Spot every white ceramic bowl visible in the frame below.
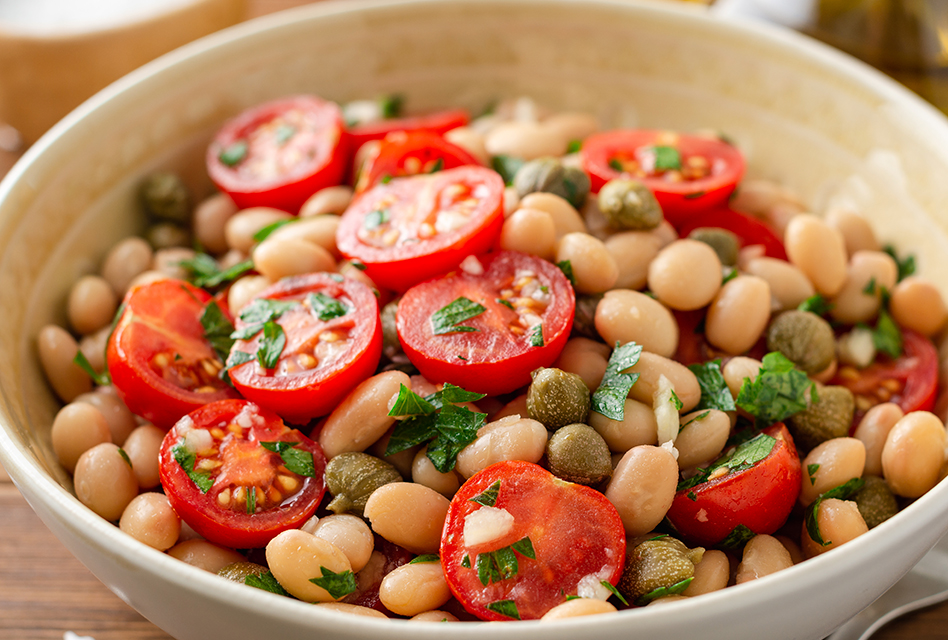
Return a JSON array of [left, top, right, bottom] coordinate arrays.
[[3, 1, 948, 639]]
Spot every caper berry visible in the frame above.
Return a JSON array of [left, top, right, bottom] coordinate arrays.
[[140, 172, 190, 224], [597, 178, 663, 231], [687, 227, 740, 267], [324, 452, 403, 516], [218, 561, 269, 584], [767, 310, 836, 375], [546, 423, 612, 485], [853, 475, 899, 529], [617, 536, 704, 604], [526, 367, 591, 430], [786, 384, 855, 452], [513, 157, 590, 209]]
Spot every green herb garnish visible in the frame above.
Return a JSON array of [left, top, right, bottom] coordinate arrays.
[[218, 141, 248, 167], [637, 578, 692, 606], [556, 260, 575, 286], [798, 294, 833, 317], [253, 218, 299, 244], [735, 351, 817, 428], [410, 554, 440, 564], [804, 478, 866, 546], [687, 359, 736, 412], [245, 570, 290, 596], [719, 524, 756, 550], [883, 245, 916, 282], [527, 323, 544, 347], [591, 341, 643, 421], [309, 567, 358, 599], [306, 291, 348, 321], [678, 432, 777, 491], [72, 351, 111, 386], [807, 463, 820, 486], [431, 297, 486, 335], [201, 300, 236, 364], [601, 580, 629, 606], [260, 441, 316, 478], [486, 599, 520, 620], [491, 155, 525, 186], [172, 443, 213, 493], [469, 480, 501, 507], [651, 145, 682, 171]]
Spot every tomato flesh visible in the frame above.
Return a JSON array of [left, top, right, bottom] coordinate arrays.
[[347, 107, 470, 149], [106, 279, 240, 430], [581, 129, 745, 227], [159, 399, 327, 549], [336, 165, 505, 292], [441, 460, 626, 621], [228, 273, 382, 425], [206, 95, 349, 213], [665, 423, 802, 548], [355, 130, 481, 193], [396, 250, 575, 396]]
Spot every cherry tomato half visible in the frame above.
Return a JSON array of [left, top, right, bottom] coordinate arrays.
[[106, 279, 240, 430], [347, 107, 470, 150], [581, 129, 745, 226], [675, 207, 788, 261], [227, 273, 382, 425], [336, 165, 505, 292], [441, 460, 626, 621], [665, 423, 802, 548], [159, 399, 327, 549], [396, 250, 575, 396], [206, 95, 349, 213], [831, 329, 938, 428], [355, 130, 482, 193]]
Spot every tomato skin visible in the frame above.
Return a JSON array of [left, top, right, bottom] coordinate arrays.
[[159, 399, 327, 549], [396, 250, 574, 396], [227, 273, 382, 425], [675, 207, 788, 260], [106, 279, 241, 430], [348, 107, 470, 149], [336, 165, 505, 292], [440, 460, 626, 621], [831, 329, 938, 427], [581, 129, 745, 226], [206, 95, 349, 214], [665, 423, 802, 548], [355, 130, 482, 193]]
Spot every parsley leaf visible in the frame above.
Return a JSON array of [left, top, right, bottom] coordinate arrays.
[[440, 383, 486, 404], [608, 158, 623, 172], [556, 260, 576, 286], [807, 463, 820, 485], [274, 124, 296, 145], [491, 155, 525, 186], [172, 443, 213, 493], [259, 441, 316, 478], [256, 321, 286, 369], [309, 566, 358, 600], [638, 578, 693, 605], [425, 403, 485, 473], [72, 351, 111, 386], [678, 432, 777, 491], [735, 351, 816, 428], [306, 291, 348, 321], [883, 245, 916, 282], [237, 298, 298, 326], [379, 93, 404, 119], [511, 536, 536, 559], [178, 253, 254, 289], [591, 342, 643, 421], [218, 141, 248, 167], [200, 300, 235, 364], [428, 157, 445, 174], [409, 554, 440, 564], [871, 307, 903, 359], [388, 384, 437, 416], [527, 323, 544, 347], [486, 599, 520, 620], [246, 483, 256, 514], [687, 359, 736, 412], [566, 139, 583, 154], [718, 524, 756, 549], [804, 478, 866, 546], [431, 297, 486, 335], [469, 480, 501, 507], [601, 580, 629, 606], [245, 570, 290, 596], [364, 208, 391, 230], [798, 294, 833, 317], [651, 145, 682, 171], [253, 218, 298, 244]]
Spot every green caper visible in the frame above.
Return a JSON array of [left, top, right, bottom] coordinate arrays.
[[687, 227, 740, 266], [325, 452, 403, 516], [617, 536, 704, 604], [144, 222, 190, 250], [546, 423, 613, 485], [218, 561, 269, 584], [786, 384, 855, 452], [526, 367, 591, 430], [766, 310, 836, 375], [853, 475, 899, 529], [380, 298, 402, 360], [513, 157, 590, 209], [140, 172, 190, 224], [597, 178, 663, 231], [572, 294, 602, 340]]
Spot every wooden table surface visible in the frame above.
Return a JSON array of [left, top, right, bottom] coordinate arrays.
[[1, 1, 947, 638]]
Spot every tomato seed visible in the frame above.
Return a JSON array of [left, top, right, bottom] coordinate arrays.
[[277, 474, 299, 493]]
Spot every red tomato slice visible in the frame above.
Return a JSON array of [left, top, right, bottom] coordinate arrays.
[[440, 460, 626, 621], [355, 130, 482, 193], [348, 107, 470, 149], [106, 279, 241, 430], [665, 423, 802, 548], [581, 129, 745, 226], [396, 250, 575, 396], [227, 273, 382, 425], [675, 207, 788, 260], [336, 165, 505, 292], [206, 95, 349, 214], [831, 329, 938, 427], [159, 399, 327, 549]]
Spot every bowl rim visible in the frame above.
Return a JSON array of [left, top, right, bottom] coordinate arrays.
[[3, 0, 948, 636]]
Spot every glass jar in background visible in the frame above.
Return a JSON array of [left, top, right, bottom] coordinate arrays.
[[711, 0, 948, 115]]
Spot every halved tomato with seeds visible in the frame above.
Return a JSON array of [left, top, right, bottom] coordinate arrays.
[[336, 165, 505, 292], [354, 130, 482, 193], [106, 279, 241, 430], [159, 399, 327, 549]]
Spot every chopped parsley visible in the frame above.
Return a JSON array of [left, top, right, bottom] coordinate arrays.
[[72, 351, 111, 387], [306, 291, 348, 321], [491, 155, 525, 186], [804, 478, 866, 546], [485, 599, 521, 620], [385, 383, 486, 472], [883, 245, 916, 282], [637, 577, 692, 605], [591, 341, 643, 421], [309, 566, 358, 599], [246, 484, 256, 515], [409, 554, 440, 564], [469, 480, 501, 507], [117, 447, 131, 467], [807, 463, 820, 486], [651, 145, 682, 171], [870, 307, 903, 359], [274, 124, 296, 145], [428, 157, 445, 173], [229, 298, 298, 369], [556, 260, 576, 286], [172, 443, 213, 493], [798, 294, 833, 317], [719, 524, 756, 550], [364, 208, 391, 230], [218, 141, 248, 167], [253, 218, 299, 243], [735, 351, 817, 428], [608, 158, 623, 172], [256, 321, 286, 369], [687, 359, 736, 412], [260, 441, 316, 478], [245, 570, 290, 596], [431, 297, 486, 335], [601, 580, 629, 606], [527, 323, 544, 347], [566, 139, 583, 154], [379, 93, 404, 119], [178, 253, 254, 289], [678, 431, 777, 492], [200, 300, 236, 364]]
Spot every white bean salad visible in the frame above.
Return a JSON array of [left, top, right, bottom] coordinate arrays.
[[38, 94, 948, 622]]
